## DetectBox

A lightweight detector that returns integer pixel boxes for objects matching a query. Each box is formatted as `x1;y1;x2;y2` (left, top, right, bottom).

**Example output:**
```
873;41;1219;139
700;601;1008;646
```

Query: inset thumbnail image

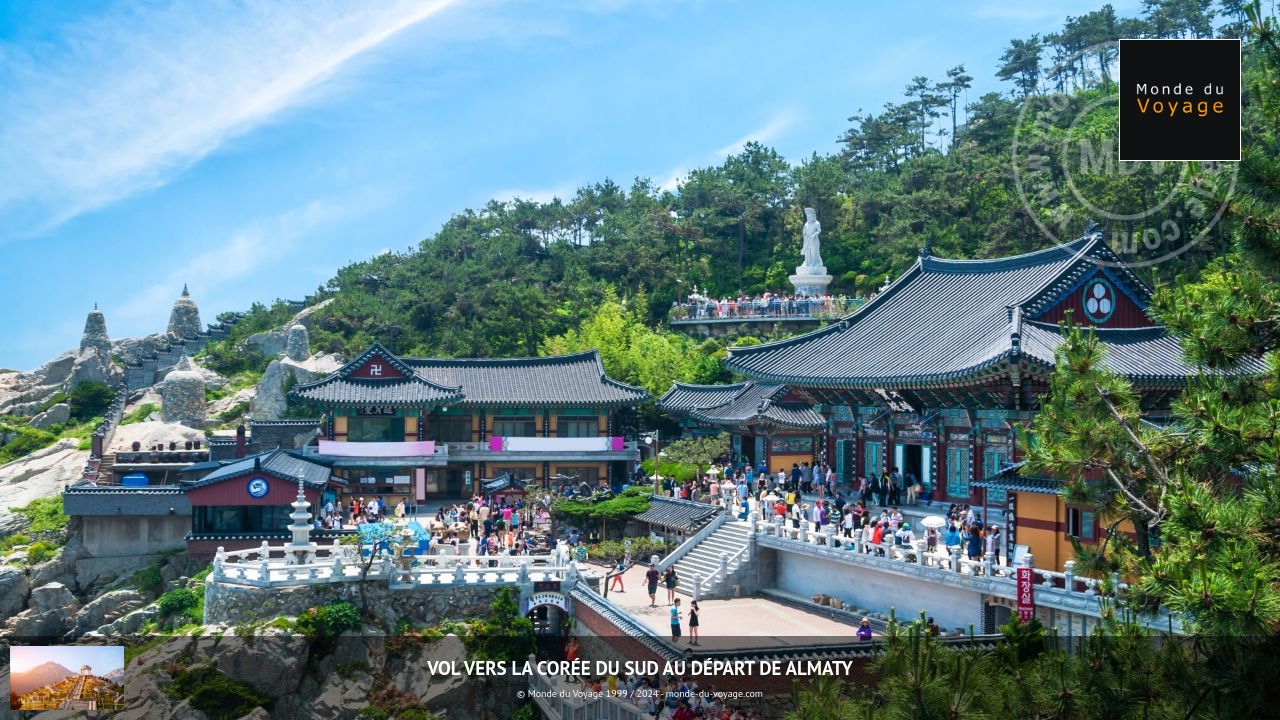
9;646;125;712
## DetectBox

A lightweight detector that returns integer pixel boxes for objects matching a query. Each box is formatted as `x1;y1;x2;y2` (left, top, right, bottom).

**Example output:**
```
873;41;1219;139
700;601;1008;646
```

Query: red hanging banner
1016;567;1035;622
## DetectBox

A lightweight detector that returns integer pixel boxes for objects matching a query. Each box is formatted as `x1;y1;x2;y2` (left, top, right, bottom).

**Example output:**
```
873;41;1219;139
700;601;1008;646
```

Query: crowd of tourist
657;460;1006;572
671;292;866;320
330;492;579;564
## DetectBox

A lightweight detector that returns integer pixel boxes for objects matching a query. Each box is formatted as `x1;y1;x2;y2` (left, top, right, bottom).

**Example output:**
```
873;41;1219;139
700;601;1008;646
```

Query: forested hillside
206;1;1265;394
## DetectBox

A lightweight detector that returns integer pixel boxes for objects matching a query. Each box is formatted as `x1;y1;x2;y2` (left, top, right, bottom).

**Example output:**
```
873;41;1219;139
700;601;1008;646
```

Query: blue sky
0;0;1137;371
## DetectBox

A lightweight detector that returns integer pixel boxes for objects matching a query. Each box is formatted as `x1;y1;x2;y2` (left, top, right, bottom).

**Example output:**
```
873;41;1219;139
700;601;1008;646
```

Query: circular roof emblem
247;476;270;499
1083;278;1115;324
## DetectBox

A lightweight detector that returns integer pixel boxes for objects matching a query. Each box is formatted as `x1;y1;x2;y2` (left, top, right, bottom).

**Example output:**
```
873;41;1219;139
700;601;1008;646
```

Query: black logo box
1119;38;1240;162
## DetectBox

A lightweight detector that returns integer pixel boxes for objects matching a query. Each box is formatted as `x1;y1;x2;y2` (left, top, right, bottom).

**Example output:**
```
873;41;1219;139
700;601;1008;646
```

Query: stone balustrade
751;516;1162;627
211;539;580;589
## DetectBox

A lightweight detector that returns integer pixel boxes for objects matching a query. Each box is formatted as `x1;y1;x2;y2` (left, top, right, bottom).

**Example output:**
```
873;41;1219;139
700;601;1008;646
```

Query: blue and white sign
246;476;270;498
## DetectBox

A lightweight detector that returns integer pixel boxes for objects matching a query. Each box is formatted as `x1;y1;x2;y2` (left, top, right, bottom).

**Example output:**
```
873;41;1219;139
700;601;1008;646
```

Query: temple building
181;449;343;556
658;381;826;472
724;232;1250;569
287;342;649;503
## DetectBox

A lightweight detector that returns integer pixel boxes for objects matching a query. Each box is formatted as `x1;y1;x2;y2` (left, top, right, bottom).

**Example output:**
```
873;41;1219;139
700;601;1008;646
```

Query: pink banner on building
485;437;626;452
415;468;426;501
317;439;436;457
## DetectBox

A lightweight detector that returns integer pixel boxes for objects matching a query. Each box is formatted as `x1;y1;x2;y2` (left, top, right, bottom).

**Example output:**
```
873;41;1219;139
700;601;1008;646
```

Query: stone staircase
671;521;753;599
97;453;116;480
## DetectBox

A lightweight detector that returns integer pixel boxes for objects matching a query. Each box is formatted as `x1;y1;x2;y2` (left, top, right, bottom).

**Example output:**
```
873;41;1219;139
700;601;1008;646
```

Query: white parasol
921;515;947;529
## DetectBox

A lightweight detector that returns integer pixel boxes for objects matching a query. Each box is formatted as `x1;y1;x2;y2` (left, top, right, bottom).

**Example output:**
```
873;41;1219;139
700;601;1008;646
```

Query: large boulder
66;346;122;388
0;345;120;416
110;421;203;454
243;330;287;358
250;353;342;420
28;402;71;429
208;387;256;419
0;438;86;536
0;566;30;623
74;589;148;637
5;607;75;638
29;582;78;614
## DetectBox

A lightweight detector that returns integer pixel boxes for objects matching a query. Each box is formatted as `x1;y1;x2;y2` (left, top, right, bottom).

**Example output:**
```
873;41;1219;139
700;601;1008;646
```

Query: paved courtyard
600;565;870;651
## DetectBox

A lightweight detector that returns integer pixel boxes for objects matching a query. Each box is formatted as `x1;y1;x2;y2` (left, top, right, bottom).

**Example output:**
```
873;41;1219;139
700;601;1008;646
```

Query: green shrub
0;426;58;464
121;403;159;425
0;533;30;551
589;536;669;563
217;402;249;423
10;497;67;533
167;664;272;720
24;540;58;565
295;601;361;640
129;563;166;596
66;380;116;421
157;588;198;617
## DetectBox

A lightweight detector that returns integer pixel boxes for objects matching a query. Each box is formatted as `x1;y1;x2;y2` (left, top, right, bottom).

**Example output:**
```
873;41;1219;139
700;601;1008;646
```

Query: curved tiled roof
405;350;649;408
726;237;1099;387
182;449;335;490
633;496;722;529
292;377;462;405
657;382;749;412
725;235;1229;388
292;343;649;409
292;342;462;406
1018;322;1266;381
686;383;826;430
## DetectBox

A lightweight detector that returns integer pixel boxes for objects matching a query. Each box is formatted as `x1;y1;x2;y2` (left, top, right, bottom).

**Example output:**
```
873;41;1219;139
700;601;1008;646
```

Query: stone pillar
1063;560;1076;593
80;304;112;354
284;324;310;361
167;284;203;338
160;355;206;429
951;546;964;573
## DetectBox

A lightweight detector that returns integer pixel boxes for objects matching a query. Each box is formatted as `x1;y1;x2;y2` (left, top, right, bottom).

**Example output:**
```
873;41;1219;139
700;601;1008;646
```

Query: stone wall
204;580;510;628
81;516;189;558
767;547;986;632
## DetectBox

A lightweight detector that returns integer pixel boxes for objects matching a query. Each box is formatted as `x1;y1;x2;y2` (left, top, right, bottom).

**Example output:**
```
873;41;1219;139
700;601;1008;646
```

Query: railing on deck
658;511;726;570
669;296;866;322
211;539;578;588
755;516;1125;601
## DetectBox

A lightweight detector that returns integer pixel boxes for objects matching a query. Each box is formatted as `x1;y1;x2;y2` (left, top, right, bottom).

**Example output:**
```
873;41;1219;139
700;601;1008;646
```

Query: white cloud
713;110;796;159
658;109;796;192
114;199;356;328
491;183;581;205
0;0;461;234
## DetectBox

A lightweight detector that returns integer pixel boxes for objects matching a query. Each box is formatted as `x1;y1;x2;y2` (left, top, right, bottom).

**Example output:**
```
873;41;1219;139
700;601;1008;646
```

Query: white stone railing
689;540;751;601
658;510;726;570
528;657;649;720
757;517;1127;601
211;539;579;589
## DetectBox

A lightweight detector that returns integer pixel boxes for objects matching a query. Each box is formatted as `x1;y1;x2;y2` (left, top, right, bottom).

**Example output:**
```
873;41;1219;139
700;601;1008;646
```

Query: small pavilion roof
660;381;825;431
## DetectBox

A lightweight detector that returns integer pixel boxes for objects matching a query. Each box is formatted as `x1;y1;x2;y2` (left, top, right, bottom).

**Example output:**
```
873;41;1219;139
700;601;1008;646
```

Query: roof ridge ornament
1084;218;1101;236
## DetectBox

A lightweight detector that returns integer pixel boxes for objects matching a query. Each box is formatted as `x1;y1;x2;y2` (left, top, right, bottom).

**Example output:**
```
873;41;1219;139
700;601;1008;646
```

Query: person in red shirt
672;701;696;720
773;500;786;517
